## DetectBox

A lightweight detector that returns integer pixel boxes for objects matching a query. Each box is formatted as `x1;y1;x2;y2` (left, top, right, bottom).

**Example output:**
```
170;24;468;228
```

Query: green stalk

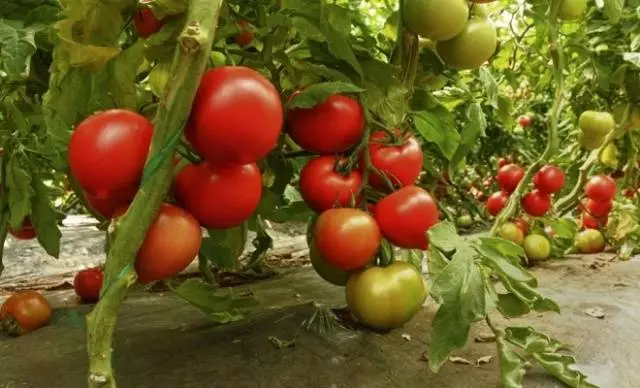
0;156;9;278
85;1;223;387
396;0;420;96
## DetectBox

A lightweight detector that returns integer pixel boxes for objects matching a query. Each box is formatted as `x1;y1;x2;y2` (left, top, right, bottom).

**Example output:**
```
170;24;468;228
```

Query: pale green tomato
403;0;469;41
523;234;551;261
436;17;498;70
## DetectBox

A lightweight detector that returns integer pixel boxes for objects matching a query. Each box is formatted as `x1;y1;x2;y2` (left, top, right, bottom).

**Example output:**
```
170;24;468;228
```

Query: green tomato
600;143;618;167
498;222;524;245
456;214;474;228
403;0;469;41
346;261;427;330
147;63;171;97
580;133;605;150
210;51;227;67
309;241;349;286
579;111;615;139
436;16;498;70
523;234;551;261
575;229;606;254
559;0;588;21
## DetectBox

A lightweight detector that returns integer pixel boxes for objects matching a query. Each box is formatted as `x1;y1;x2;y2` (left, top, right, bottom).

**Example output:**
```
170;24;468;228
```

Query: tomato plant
1;291;52;336
74;268;104;303
299;156;362;213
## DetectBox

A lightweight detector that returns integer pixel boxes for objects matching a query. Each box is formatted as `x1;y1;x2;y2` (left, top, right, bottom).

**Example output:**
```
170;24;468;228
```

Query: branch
85;1;224;387
0;156;9;278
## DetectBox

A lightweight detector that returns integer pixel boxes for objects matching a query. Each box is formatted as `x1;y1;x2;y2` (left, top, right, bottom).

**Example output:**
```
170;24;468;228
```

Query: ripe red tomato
174;162;262;229
486;191;509;216
135;203;202;283
582;212;608;230
0;291;52;336
582;198;612;218
84;188;136;219
361;130;423;191
313;208;380;271
533;165;565;194
521;190;551;217
74;267;104;303
513;217;529;235
299;156;363;213
497;157;510;169
584;175;616;202
133;8;165;38
519;115;532;128
234;20;253;46
497;164;525;193
189;66;283;166
374;185;439;250
9;218;36;240
69;109;153;200
288;94;364;154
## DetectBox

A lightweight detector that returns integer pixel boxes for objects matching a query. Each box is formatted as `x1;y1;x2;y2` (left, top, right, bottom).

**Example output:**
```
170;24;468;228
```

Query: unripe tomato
575;229;605;254
9;218;36;240
533;165;565;194
436;15;498;70
346;261;427;330
299;156;363;213
1;291;52;336
513;217;529;235
584;175;616;203
521;190;551;217
234;20;253;46
374;186;439;250
288;94;364;154
582;212;608;230
579;111;615;150
497;157;509;169
74;267;104;303
518;115;532;128
559;0;588;21
582;198;612;218
313;208;380;271
174;162;262;230
403;0;469;41
456;214;474;228
133;8;165;38
189;66;283;166
486;191;509;216
69;109;153;200
523;234;551;261
497;164;525;193
309;241;349;286
498;222;524;245
135;203;202;283
362;130;423;191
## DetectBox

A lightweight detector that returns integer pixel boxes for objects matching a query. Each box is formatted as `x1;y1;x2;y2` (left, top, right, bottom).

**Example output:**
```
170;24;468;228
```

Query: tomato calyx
0;315;24;337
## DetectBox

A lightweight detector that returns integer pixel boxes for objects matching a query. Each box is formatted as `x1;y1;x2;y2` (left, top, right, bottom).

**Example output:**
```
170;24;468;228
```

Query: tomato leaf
412;110;460;160
497;274;560;314
600;0;625;23
494;331;528;388
247;215;273;268
324;25;364;79
538;217;577;239
497;293;531;318
427;245;449;279
475;241;533;283
427;221;463;253
5;156;34;229
428;303;472;372
270;201;315;223
0;20;39;80
476;237;526;265
286;81;365;109
478;68;499;108
30;179;62;258
200;224;248;270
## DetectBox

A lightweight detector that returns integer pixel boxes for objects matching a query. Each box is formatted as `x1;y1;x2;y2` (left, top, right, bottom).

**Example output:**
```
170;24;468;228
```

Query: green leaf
601;0;624;23
495;332;528;388
169;278;258;324
247;215;273;268
412;111;460;160
475;240;533;283
428;303;472;372
200;224;248;269
271;201;315;223
0;20;38;80
427;221;463;253
427;245;449;279
325;25;364;79
499;276;560;314
30;179;62;258
287;81;365;109
532;353;598;388
477;237;526;264
497;293;531;318
5;157;34;229
539;217;577;239
478;68;498;108
449;103;486;171
504;327;564;353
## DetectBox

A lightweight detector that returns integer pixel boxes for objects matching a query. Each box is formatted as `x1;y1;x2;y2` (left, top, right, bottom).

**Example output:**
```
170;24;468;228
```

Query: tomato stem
85;2;224;387
0;156;9;278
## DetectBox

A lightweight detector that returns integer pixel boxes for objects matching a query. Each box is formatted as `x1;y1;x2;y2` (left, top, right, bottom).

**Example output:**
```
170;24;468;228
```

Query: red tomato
497;164;525;193
174;162;262;229
374;186;439;250
133;8;165;38
299;156;363;213
584;175;616;202
623;188;636;199
582;198;612;218
519;115;532;128
582;212;608;230
84;188;136;219
361;130;423;191
74;267;104;303
521;190;551;217
497;157;510;169
184;119;205;156
287;94;364;154
135;203;202;283
514;217;529;235
69;109;153;200
234;20;253;46
189;66;283;166
9;218;36;240
0;291;52;336
486;191;509;216
533;165;565;194
313;208;380;271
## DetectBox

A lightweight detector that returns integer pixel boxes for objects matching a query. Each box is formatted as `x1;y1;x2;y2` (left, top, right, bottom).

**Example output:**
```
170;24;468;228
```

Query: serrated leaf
427;245;449;278
539;217;577;239
478;68;498;108
475;240;533;283
427;221;463;253
412;111;460;160
532;353;598;388
200;224;248;269
495;333;527;388
287;81;364;109
477;237;526;264
325;25;363;79
30;179;62;258
5;157;34;229
499;275;560;314
504;327;564;353
429;303;472;372
0;20;38;80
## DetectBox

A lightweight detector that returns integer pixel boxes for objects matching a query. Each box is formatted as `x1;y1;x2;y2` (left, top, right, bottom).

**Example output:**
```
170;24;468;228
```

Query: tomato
523;234;551;261
69;109;153;200
559;0;588;21
189;66;283;166
497;164;525;193
513;217;529;235
9;218;36;240
74;267;104;303
486;191;509;216
575;229;605;254
518;115;532;128
287;94;364;154
346;261;427;330
403;0;469;41
1;291;52;336
497;222;524;245
174;162;262;230
582;198;612;218
533;165;565;194
84;188;135;219
361;130;423;191
374;186;439;250
135;203;202;283
234;20;253;46
600;143;619;168
579;111;615;150
582;212;608;230
309;241;349;286
299;156;363;213
313;208;380;271
133;8;165;38
521;190;551;217
584;175;616;202
497;157;510;169
456;214;474;228
436;14;497;70
623;188;636;199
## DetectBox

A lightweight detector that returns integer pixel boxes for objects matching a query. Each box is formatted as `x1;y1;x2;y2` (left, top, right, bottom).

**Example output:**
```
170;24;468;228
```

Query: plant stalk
85;1;223;387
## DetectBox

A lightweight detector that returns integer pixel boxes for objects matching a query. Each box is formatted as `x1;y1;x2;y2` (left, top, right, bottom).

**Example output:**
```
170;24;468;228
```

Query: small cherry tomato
584;175;616;203
299;155;363;213
133;8;165;39
486;191;510;216
234;20;253;46
519;115;532;128
581;198;612;218
1;291;52;336
74;267;104;303
521;189;551;217
497;164;525;193
533;165;565;194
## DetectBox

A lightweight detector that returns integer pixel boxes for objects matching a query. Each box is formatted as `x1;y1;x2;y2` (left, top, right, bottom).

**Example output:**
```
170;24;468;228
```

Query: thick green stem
85;1;223;387
396;0;420;96
0;157;8;278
